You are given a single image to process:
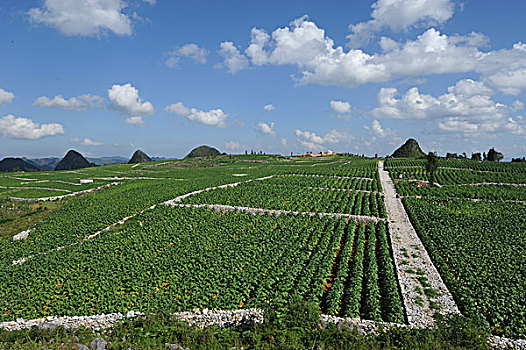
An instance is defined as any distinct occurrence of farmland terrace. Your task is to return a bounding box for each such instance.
[0,155,524,345]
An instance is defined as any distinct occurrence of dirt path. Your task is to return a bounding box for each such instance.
[378,161,459,327]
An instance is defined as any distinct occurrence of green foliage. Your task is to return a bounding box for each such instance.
[0,303,490,349]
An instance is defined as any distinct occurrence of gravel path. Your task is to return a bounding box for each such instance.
[171,203,385,223]
[378,161,459,327]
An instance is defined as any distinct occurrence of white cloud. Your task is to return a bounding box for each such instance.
[0,88,15,105]
[256,121,276,136]
[263,104,276,111]
[33,94,104,110]
[165,102,228,127]
[74,138,104,146]
[165,44,208,68]
[125,116,146,126]
[0,115,65,139]
[371,119,386,137]
[27,0,154,37]
[373,79,524,136]
[348,0,455,47]
[294,129,349,149]
[281,137,288,146]
[225,140,245,151]
[108,84,154,124]
[218,41,249,74]
[330,100,351,114]
[238,17,526,95]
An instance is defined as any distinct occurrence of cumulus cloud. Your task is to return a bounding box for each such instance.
[218,42,249,74]
[370,120,387,137]
[33,94,104,110]
[295,129,349,149]
[0,88,15,105]
[165,102,228,127]
[256,121,276,136]
[72,137,104,146]
[28,0,153,37]
[330,100,351,114]
[225,140,245,151]
[348,0,455,47]
[263,104,276,111]
[0,115,65,139]
[372,79,524,136]
[125,116,146,126]
[237,17,526,94]
[108,84,154,126]
[165,44,208,68]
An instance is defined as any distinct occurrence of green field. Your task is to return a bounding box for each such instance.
[387,158,526,338]
[0,156,405,326]
[1,155,525,340]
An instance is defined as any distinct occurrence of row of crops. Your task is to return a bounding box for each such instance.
[180,180,387,218]
[395,182,526,201]
[403,198,526,339]
[388,168,526,186]
[279,158,380,180]
[0,206,405,324]
[272,175,382,192]
[386,158,526,173]
[386,159,526,338]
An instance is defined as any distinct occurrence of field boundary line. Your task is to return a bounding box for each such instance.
[402,195,526,205]
[281,174,375,181]
[170,203,385,223]
[0,186,71,193]
[8,182,121,202]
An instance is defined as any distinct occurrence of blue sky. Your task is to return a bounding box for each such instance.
[0,0,525,159]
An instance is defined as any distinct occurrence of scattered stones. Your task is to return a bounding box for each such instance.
[166,344,189,350]
[13,228,32,241]
[38,322,58,332]
[90,337,108,350]
[77,344,90,350]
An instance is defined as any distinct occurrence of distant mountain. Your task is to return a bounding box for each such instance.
[128,150,152,164]
[185,145,221,159]
[87,156,128,165]
[0,158,42,172]
[55,150,94,171]
[392,138,425,158]
[27,157,60,171]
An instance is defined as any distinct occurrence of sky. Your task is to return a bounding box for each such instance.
[0,0,525,159]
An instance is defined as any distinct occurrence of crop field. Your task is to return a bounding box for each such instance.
[0,156,406,326]
[180,177,387,218]
[387,159,526,338]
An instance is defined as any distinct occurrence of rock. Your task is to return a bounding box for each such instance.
[38,322,58,332]
[126,310,135,318]
[165,344,189,350]
[77,345,90,350]
[90,337,108,350]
